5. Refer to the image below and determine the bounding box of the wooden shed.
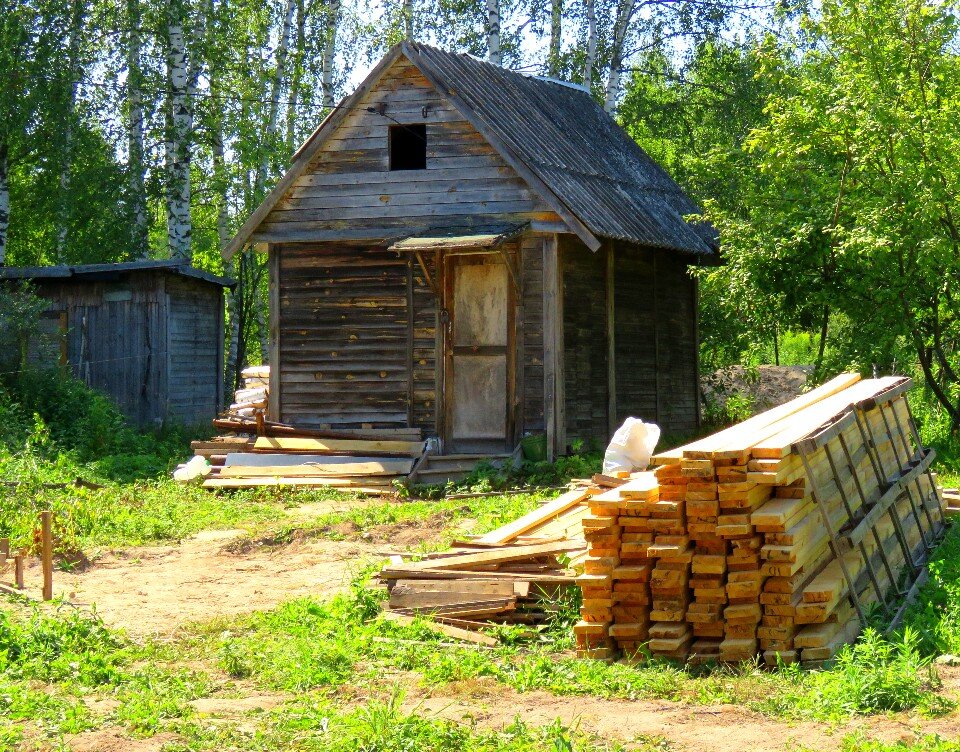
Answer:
[0,260,234,427]
[225,42,718,458]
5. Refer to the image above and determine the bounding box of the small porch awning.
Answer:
[387,223,527,253]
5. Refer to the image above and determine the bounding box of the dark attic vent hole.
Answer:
[389,124,427,171]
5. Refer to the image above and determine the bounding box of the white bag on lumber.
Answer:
[173,455,212,483]
[602,418,660,474]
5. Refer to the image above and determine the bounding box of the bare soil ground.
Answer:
[26,528,380,637]
[402,679,960,751]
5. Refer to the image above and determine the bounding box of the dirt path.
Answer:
[25,528,381,637]
[401,678,960,751]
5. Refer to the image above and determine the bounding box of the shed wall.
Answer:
[275,242,437,428]
[166,276,223,425]
[559,240,700,448]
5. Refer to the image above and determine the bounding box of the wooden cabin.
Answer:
[0,260,233,427]
[225,42,718,458]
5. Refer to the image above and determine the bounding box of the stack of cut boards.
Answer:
[377,488,594,643]
[225,365,270,418]
[197,433,426,494]
[575,373,947,667]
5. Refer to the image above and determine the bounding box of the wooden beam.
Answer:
[406,258,415,427]
[41,511,53,601]
[268,246,281,422]
[377,611,498,646]
[542,235,559,461]
[476,488,589,545]
[606,241,617,438]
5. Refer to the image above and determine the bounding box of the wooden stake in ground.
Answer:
[41,510,53,601]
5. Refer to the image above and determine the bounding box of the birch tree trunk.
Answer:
[403,0,414,39]
[583,0,597,89]
[55,0,85,262]
[548,0,562,76]
[127,0,149,257]
[486,0,501,66]
[0,144,9,266]
[285,0,306,151]
[321,0,341,110]
[165,0,193,263]
[255,0,296,197]
[604,0,636,113]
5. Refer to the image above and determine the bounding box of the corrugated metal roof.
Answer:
[406,43,718,257]
[0,259,235,288]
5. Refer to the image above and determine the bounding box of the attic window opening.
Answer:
[389,124,427,171]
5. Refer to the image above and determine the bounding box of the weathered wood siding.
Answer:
[653,252,699,433]
[521,234,545,432]
[276,242,436,428]
[6,272,224,428]
[560,238,608,446]
[252,57,557,246]
[166,276,222,425]
[559,239,700,447]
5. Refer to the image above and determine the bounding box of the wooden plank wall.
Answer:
[166,276,222,425]
[613,243,658,425]
[277,242,427,427]
[559,240,701,448]
[21,276,166,427]
[560,237,609,447]
[653,252,699,433]
[252,57,558,245]
[521,234,545,432]
[411,252,438,432]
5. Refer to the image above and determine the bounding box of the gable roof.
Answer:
[223,42,718,261]
[0,259,235,288]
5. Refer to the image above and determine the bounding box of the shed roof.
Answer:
[0,259,235,288]
[224,42,717,261]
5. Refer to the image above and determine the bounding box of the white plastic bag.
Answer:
[602,418,660,475]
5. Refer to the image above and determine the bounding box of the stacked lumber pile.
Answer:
[378,489,592,639]
[225,366,269,418]
[200,435,427,493]
[575,374,947,666]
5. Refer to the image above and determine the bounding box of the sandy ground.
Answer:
[401,681,960,751]
[24,526,381,638]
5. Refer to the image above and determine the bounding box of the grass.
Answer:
[2,368,960,750]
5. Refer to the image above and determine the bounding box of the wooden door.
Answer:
[446,256,511,452]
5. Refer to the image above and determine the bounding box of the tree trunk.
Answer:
[127,0,149,257]
[815,305,829,375]
[403,0,414,39]
[0,144,9,266]
[583,0,597,89]
[486,0,501,66]
[548,0,562,76]
[255,0,296,198]
[604,0,636,114]
[165,0,193,263]
[321,0,341,110]
[55,0,85,262]
[286,0,306,151]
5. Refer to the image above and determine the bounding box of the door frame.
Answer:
[439,249,517,453]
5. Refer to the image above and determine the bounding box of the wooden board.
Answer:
[252,436,424,457]
[656,373,862,461]
[475,489,589,545]
[218,458,414,478]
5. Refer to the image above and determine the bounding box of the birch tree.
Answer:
[126,0,149,257]
[603,0,636,112]
[321,0,342,110]
[164,0,194,262]
[583,0,597,88]
[486,0,501,65]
